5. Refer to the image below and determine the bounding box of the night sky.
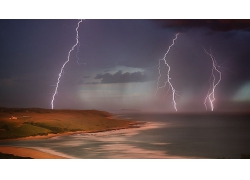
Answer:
[1,19,250,112]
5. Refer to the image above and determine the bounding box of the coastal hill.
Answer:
[0,107,137,140]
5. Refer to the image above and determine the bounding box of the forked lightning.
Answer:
[156,33,179,111]
[51,19,83,109]
[203,47,222,111]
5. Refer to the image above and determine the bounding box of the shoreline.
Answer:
[0,120,144,142]
[0,120,146,159]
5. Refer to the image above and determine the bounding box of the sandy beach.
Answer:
[0,107,146,159]
[0,146,66,159]
[0,121,144,159]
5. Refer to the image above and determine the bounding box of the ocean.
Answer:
[1,112,250,158]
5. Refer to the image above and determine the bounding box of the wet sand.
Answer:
[0,146,66,159]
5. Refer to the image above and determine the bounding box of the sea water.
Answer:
[1,113,250,159]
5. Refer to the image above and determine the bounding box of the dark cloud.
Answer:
[95,70,149,84]
[153,19,250,32]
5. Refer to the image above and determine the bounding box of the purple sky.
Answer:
[0,19,250,112]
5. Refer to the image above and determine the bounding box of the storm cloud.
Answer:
[154,19,250,32]
[1,19,250,111]
[95,70,149,84]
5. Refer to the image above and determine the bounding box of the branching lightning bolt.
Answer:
[203,47,222,111]
[156,33,179,111]
[51,19,83,109]
[76,42,86,65]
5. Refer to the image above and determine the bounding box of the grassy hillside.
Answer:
[0,107,136,140]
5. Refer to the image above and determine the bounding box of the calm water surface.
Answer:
[1,113,250,159]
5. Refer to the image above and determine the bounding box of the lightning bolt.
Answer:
[156,33,179,111]
[203,47,222,111]
[51,19,83,109]
[76,42,86,65]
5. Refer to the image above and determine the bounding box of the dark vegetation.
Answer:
[218,154,250,159]
[0,152,32,159]
[240,153,250,159]
[0,107,136,140]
